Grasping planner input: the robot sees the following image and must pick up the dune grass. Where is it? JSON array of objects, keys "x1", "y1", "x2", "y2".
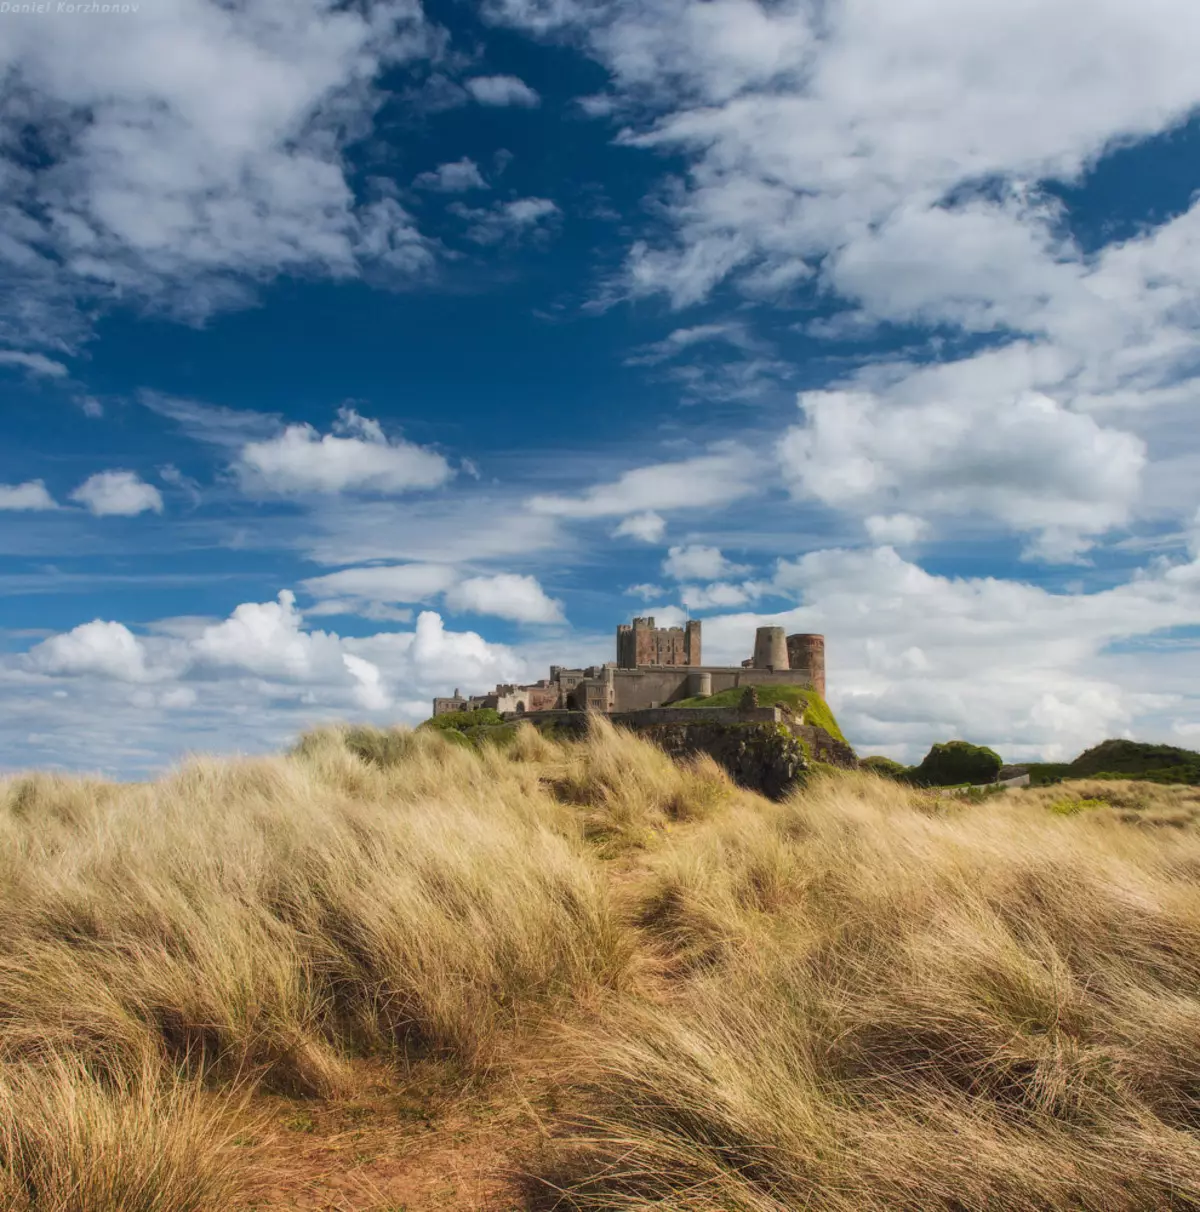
[
  {"x1": 4, "y1": 726, "x2": 1200, "y2": 1209},
  {"x1": 527, "y1": 771, "x2": 1200, "y2": 1209}
]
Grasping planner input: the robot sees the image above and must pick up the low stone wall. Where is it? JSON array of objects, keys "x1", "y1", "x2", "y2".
[{"x1": 616, "y1": 706, "x2": 783, "y2": 728}]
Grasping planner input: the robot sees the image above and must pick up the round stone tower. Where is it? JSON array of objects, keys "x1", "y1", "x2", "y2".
[
  {"x1": 786, "y1": 633, "x2": 826, "y2": 697},
  {"x1": 687, "y1": 670, "x2": 713, "y2": 698},
  {"x1": 752, "y1": 626, "x2": 789, "y2": 671}
]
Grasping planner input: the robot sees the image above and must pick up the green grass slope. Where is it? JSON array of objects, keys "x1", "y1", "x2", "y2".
[
  {"x1": 1024, "y1": 740, "x2": 1200, "y2": 787},
  {"x1": 672, "y1": 684, "x2": 848, "y2": 746}
]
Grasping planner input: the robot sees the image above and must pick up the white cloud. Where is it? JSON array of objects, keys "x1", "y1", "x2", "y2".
[
  {"x1": 640, "y1": 604, "x2": 688, "y2": 629},
  {"x1": 0, "y1": 351, "x2": 68, "y2": 377},
  {"x1": 865, "y1": 514, "x2": 929, "y2": 545},
  {"x1": 342, "y1": 653, "x2": 390, "y2": 711},
  {"x1": 299, "y1": 563, "x2": 564, "y2": 624},
  {"x1": 413, "y1": 157, "x2": 488, "y2": 192},
  {"x1": 779, "y1": 371, "x2": 1146, "y2": 561},
  {"x1": 236, "y1": 406, "x2": 453, "y2": 495},
  {"x1": 613, "y1": 510, "x2": 666, "y2": 542},
  {"x1": 626, "y1": 582, "x2": 667, "y2": 599},
  {"x1": 30, "y1": 620, "x2": 150, "y2": 682},
  {"x1": 304, "y1": 600, "x2": 414, "y2": 623},
  {"x1": 625, "y1": 322, "x2": 756, "y2": 365},
  {"x1": 0, "y1": 480, "x2": 58, "y2": 511},
  {"x1": 528, "y1": 446, "x2": 759, "y2": 519},
  {"x1": 662, "y1": 544, "x2": 748, "y2": 581},
  {"x1": 443, "y1": 573, "x2": 565, "y2": 623},
  {"x1": 8, "y1": 598, "x2": 535, "y2": 774},
  {"x1": 679, "y1": 580, "x2": 763, "y2": 610},
  {"x1": 759, "y1": 543, "x2": 1200, "y2": 761},
  {"x1": 541, "y1": 0, "x2": 1200, "y2": 311},
  {"x1": 0, "y1": 0, "x2": 437, "y2": 348},
  {"x1": 70, "y1": 470, "x2": 164, "y2": 517},
  {"x1": 191, "y1": 590, "x2": 341, "y2": 681},
  {"x1": 449, "y1": 196, "x2": 560, "y2": 245},
  {"x1": 465, "y1": 74, "x2": 541, "y2": 107},
  {"x1": 301, "y1": 494, "x2": 562, "y2": 565},
  {"x1": 493, "y1": 0, "x2": 1200, "y2": 551},
  {"x1": 299, "y1": 562, "x2": 459, "y2": 604}
]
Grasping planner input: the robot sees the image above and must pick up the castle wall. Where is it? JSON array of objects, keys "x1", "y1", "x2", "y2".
[{"x1": 608, "y1": 665, "x2": 820, "y2": 711}]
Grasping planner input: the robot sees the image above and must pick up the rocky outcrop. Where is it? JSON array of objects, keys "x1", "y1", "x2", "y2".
[{"x1": 637, "y1": 720, "x2": 809, "y2": 801}]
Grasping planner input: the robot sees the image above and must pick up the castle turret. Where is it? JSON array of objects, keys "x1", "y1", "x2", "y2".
[
  {"x1": 685, "y1": 619, "x2": 702, "y2": 666},
  {"x1": 752, "y1": 626, "x2": 789, "y2": 671},
  {"x1": 786, "y1": 633, "x2": 826, "y2": 696}
]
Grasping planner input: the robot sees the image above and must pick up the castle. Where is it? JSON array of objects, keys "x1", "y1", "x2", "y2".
[{"x1": 432, "y1": 618, "x2": 826, "y2": 718}]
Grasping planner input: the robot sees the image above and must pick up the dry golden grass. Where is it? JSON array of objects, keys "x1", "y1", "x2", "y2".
[
  {"x1": 0, "y1": 1048, "x2": 247, "y2": 1211},
  {"x1": 549, "y1": 715, "x2": 737, "y2": 853},
  {"x1": 4, "y1": 729, "x2": 1200, "y2": 1209},
  {"x1": 528, "y1": 772, "x2": 1200, "y2": 1209}
]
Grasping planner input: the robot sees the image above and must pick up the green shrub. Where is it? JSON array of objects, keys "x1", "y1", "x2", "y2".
[
  {"x1": 861, "y1": 755, "x2": 910, "y2": 780},
  {"x1": 421, "y1": 708, "x2": 504, "y2": 732},
  {"x1": 1069, "y1": 739, "x2": 1200, "y2": 781},
  {"x1": 1048, "y1": 797, "x2": 1110, "y2": 816},
  {"x1": 910, "y1": 741, "x2": 1003, "y2": 788}
]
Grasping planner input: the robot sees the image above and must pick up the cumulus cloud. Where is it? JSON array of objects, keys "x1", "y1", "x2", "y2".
[
  {"x1": 779, "y1": 367, "x2": 1146, "y2": 561},
  {"x1": 528, "y1": 446, "x2": 759, "y2": 519},
  {"x1": 443, "y1": 573, "x2": 565, "y2": 623},
  {"x1": 341, "y1": 652, "x2": 390, "y2": 710},
  {"x1": 613, "y1": 511, "x2": 666, "y2": 542},
  {"x1": 679, "y1": 580, "x2": 763, "y2": 610},
  {"x1": 865, "y1": 514, "x2": 929, "y2": 545},
  {"x1": 9, "y1": 596, "x2": 538, "y2": 773},
  {"x1": 413, "y1": 157, "x2": 488, "y2": 192},
  {"x1": 524, "y1": 0, "x2": 1200, "y2": 313},
  {"x1": 625, "y1": 542, "x2": 1197, "y2": 762},
  {"x1": 662, "y1": 544, "x2": 748, "y2": 581},
  {"x1": 626, "y1": 582, "x2": 667, "y2": 599},
  {"x1": 191, "y1": 590, "x2": 341, "y2": 680},
  {"x1": 236, "y1": 407, "x2": 453, "y2": 495},
  {"x1": 493, "y1": 0, "x2": 1200, "y2": 549},
  {"x1": 30, "y1": 620, "x2": 150, "y2": 682},
  {"x1": 70, "y1": 471, "x2": 164, "y2": 517},
  {"x1": 0, "y1": 480, "x2": 58, "y2": 511},
  {"x1": 0, "y1": 0, "x2": 439, "y2": 349},
  {"x1": 465, "y1": 74, "x2": 541, "y2": 107},
  {"x1": 299, "y1": 563, "x2": 564, "y2": 624}
]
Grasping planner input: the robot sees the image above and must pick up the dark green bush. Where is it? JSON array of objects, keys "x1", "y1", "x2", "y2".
[
  {"x1": 421, "y1": 708, "x2": 505, "y2": 732},
  {"x1": 860, "y1": 755, "x2": 910, "y2": 780},
  {"x1": 910, "y1": 741, "x2": 1003, "y2": 788}
]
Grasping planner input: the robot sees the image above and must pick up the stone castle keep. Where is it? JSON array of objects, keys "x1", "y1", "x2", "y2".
[{"x1": 432, "y1": 618, "x2": 827, "y2": 718}]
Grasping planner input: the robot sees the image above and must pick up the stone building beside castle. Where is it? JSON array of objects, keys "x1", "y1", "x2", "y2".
[{"x1": 432, "y1": 617, "x2": 827, "y2": 718}]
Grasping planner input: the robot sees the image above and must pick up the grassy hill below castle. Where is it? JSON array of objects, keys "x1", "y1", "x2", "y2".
[{"x1": 672, "y1": 682, "x2": 849, "y2": 745}]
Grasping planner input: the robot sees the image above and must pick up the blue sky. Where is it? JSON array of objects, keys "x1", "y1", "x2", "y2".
[{"x1": 2, "y1": 0, "x2": 1200, "y2": 775}]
